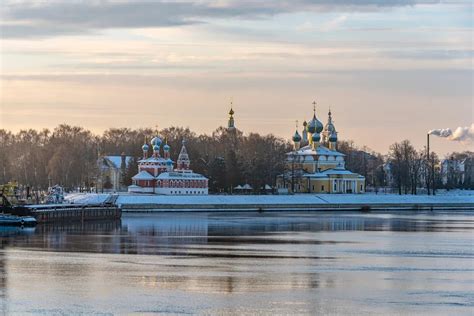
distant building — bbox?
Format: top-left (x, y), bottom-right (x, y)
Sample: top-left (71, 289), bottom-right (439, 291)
top-left (277, 104), bottom-right (365, 194)
top-left (383, 162), bottom-right (395, 188)
top-left (98, 153), bottom-right (133, 192)
top-left (441, 157), bottom-right (473, 187)
top-left (128, 137), bottom-right (208, 195)
top-left (227, 102), bottom-right (236, 131)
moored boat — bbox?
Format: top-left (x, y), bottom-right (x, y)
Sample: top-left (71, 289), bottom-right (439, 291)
top-left (0, 214), bottom-right (37, 226)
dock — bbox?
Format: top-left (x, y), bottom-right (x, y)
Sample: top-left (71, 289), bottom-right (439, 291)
top-left (26, 204), bottom-right (121, 223)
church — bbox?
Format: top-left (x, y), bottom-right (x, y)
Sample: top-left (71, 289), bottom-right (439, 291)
top-left (277, 103), bottom-right (365, 194)
top-left (128, 137), bottom-right (208, 195)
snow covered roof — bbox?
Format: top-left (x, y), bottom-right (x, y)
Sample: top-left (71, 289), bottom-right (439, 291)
top-left (303, 173), bottom-right (329, 178)
top-left (104, 156), bottom-right (133, 168)
top-left (132, 171), bottom-right (155, 180)
top-left (242, 184), bottom-right (253, 190)
top-left (301, 167), bottom-right (364, 179)
top-left (138, 157), bottom-right (167, 163)
top-left (288, 145), bottom-right (345, 157)
top-left (157, 171), bottom-right (207, 180)
top-left (320, 168), bottom-right (365, 178)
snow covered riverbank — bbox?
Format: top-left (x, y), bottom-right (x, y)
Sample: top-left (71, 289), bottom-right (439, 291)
top-left (64, 191), bottom-right (474, 211)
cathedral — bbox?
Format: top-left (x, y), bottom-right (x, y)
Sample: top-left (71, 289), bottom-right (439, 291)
top-left (128, 138), bottom-right (208, 195)
top-left (277, 103), bottom-right (365, 194)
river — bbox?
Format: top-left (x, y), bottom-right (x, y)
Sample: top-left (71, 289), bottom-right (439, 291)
top-left (0, 211), bottom-right (473, 315)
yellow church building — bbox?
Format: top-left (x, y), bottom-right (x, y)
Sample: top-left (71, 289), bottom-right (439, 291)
top-left (277, 103), bottom-right (365, 194)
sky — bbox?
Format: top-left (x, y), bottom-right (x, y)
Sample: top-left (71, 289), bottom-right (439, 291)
top-left (0, 0), bottom-right (472, 156)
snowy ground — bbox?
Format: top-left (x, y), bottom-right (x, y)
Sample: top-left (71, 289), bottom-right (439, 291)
top-left (64, 191), bottom-right (474, 206)
top-left (65, 193), bottom-right (111, 205)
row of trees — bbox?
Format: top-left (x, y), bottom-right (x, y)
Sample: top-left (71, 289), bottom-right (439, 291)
top-left (1, 124), bottom-right (471, 194)
top-left (0, 125), bottom-right (291, 193)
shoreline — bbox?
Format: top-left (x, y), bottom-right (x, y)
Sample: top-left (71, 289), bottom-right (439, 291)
top-left (65, 192), bottom-right (474, 212)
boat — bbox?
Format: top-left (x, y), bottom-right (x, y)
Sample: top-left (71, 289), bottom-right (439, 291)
top-left (0, 214), bottom-right (37, 226)
top-left (0, 192), bottom-right (33, 216)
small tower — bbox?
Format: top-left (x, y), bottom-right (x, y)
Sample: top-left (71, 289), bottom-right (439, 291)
top-left (176, 139), bottom-right (191, 170)
top-left (142, 137), bottom-right (149, 159)
top-left (312, 132), bottom-right (321, 150)
top-left (151, 136), bottom-right (162, 158)
top-left (302, 121), bottom-right (308, 145)
top-left (307, 101), bottom-right (323, 148)
top-left (329, 132), bottom-right (338, 150)
top-left (323, 107), bottom-right (337, 145)
top-left (163, 138), bottom-right (171, 160)
top-left (228, 101), bottom-right (236, 131)
top-left (166, 158), bottom-right (173, 172)
top-left (292, 120), bottom-right (302, 150)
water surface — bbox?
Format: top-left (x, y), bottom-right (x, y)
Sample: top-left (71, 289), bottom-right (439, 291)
top-left (0, 211), bottom-right (473, 315)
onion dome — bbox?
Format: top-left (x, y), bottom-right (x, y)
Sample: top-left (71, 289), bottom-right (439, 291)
top-left (324, 109), bottom-right (336, 134)
top-left (142, 143), bottom-right (149, 151)
top-left (153, 144), bottom-right (160, 152)
top-left (166, 158), bottom-right (173, 166)
top-left (151, 137), bottom-right (162, 146)
top-left (307, 114), bottom-right (323, 134)
top-left (163, 144), bottom-right (170, 151)
top-left (292, 130), bottom-right (302, 142)
top-left (229, 107), bottom-right (234, 116)
top-left (312, 132), bottom-right (321, 142)
top-left (329, 132), bottom-right (338, 142)
top-left (302, 120), bottom-right (307, 127)
top-left (325, 123), bottom-right (336, 134)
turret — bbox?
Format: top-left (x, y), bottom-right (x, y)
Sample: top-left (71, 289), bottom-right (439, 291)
top-left (312, 132), bottom-right (321, 150)
top-left (176, 139), bottom-right (191, 170)
top-left (142, 138), bottom-right (149, 159)
top-left (323, 107), bottom-right (337, 145)
top-left (306, 101), bottom-right (323, 147)
top-left (292, 120), bottom-right (302, 150)
top-left (302, 121), bottom-right (308, 145)
top-left (329, 132), bottom-right (338, 150)
top-left (166, 158), bottom-right (173, 172)
top-left (151, 136), bottom-right (162, 157)
top-left (163, 140), bottom-right (170, 159)
top-left (228, 101), bottom-right (235, 131)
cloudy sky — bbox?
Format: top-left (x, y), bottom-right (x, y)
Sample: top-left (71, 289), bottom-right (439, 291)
top-left (0, 0), bottom-right (472, 155)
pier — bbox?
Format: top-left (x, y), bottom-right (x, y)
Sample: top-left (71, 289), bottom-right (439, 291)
top-left (66, 193), bottom-right (474, 213)
top-left (26, 204), bottom-right (121, 223)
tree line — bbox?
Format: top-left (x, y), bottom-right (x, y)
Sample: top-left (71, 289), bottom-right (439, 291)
top-left (0, 124), bottom-right (472, 194)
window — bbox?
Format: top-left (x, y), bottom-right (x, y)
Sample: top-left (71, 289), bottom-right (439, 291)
top-left (312, 185), bottom-right (315, 191)
top-left (321, 185), bottom-right (324, 191)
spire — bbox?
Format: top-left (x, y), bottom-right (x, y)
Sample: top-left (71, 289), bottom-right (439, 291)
top-left (163, 137), bottom-right (171, 159)
top-left (302, 120), bottom-right (308, 144)
top-left (323, 106), bottom-right (337, 146)
top-left (177, 139), bottom-right (191, 170)
top-left (228, 99), bottom-right (235, 131)
top-left (292, 120), bottom-right (302, 150)
top-left (141, 136), bottom-right (149, 159)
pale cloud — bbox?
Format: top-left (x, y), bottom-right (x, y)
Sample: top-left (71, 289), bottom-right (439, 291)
top-left (0, 0), bottom-right (471, 156)
top-left (1, 0), bottom-right (444, 38)
top-left (321, 15), bottom-right (348, 31)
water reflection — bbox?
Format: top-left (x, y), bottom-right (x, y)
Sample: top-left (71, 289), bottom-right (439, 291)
top-left (0, 211), bottom-right (473, 315)
top-left (2, 212), bottom-right (472, 256)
